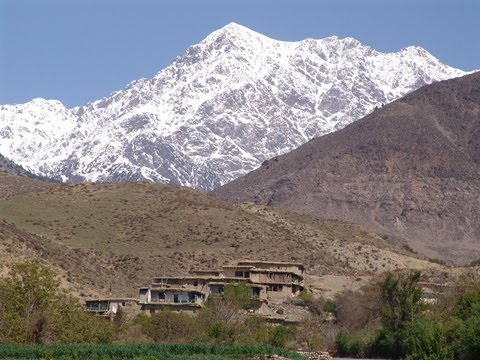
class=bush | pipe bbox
[268,326,290,348]
[294,316,329,351]
[223,283,253,309]
[367,328,406,359]
[335,330,351,356]
[454,316,480,360]
[334,330,367,358]
[322,298,336,313]
[0,260,114,344]
[141,310,197,343]
[295,291,314,306]
[404,318,453,360]
[205,322,226,341]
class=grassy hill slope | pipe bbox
[0,180,442,297]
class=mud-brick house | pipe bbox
[139,276,209,314]
[139,260,305,314]
[223,261,305,303]
[85,298,138,317]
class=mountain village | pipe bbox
[0,13,479,360]
[85,260,307,324]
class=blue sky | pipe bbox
[1,0,479,107]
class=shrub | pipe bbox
[335,330,351,356]
[404,317,453,360]
[0,260,114,344]
[454,316,480,360]
[141,310,197,343]
[334,330,367,358]
[294,316,328,351]
[268,326,290,348]
[367,328,405,359]
[223,283,253,309]
[295,291,314,306]
[205,322,226,341]
[322,298,336,313]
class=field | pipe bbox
[0,343,305,360]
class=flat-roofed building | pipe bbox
[85,298,138,317]
[138,260,305,314]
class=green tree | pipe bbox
[223,282,253,309]
[0,260,58,343]
[0,260,114,344]
[404,317,453,360]
[367,271,425,359]
[380,271,424,331]
[449,290,480,360]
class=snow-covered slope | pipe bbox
[0,23,466,190]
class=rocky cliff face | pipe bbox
[0,23,465,190]
[214,72,480,265]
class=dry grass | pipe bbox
[0,180,445,298]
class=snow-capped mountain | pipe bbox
[0,23,466,190]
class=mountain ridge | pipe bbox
[0,23,466,190]
[213,72,480,265]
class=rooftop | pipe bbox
[236,260,305,270]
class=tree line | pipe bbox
[1,260,480,360]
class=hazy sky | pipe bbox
[1,0,479,107]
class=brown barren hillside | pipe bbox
[0,172,54,197]
[214,72,480,265]
[0,181,442,297]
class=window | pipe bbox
[244,272,250,278]
[235,271,243,277]
[267,284,283,292]
[193,281,198,287]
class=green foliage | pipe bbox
[380,271,424,331]
[267,326,290,348]
[322,298,336,313]
[222,282,253,309]
[334,330,368,358]
[205,322,226,340]
[0,343,306,360]
[141,310,197,343]
[455,315,480,360]
[242,317,271,345]
[0,259,59,343]
[294,291,314,306]
[0,260,114,344]
[404,317,453,360]
[454,290,480,320]
[367,327,405,359]
[334,330,352,357]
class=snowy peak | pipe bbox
[0,24,467,190]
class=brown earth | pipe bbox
[0,172,54,197]
[213,72,480,265]
[0,176,444,298]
